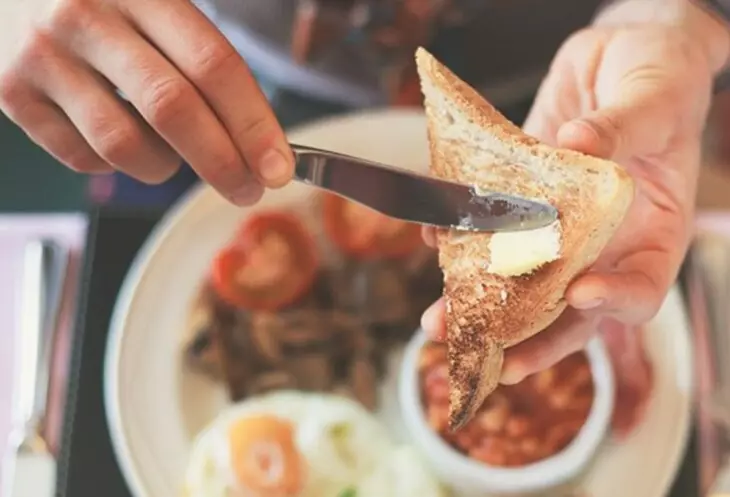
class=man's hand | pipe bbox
[0,0,293,205]
[422,2,729,384]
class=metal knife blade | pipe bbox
[2,239,67,497]
[291,144,558,232]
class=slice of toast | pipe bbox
[415,47,634,430]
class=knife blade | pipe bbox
[2,239,68,497]
[291,144,558,232]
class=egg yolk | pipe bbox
[229,415,306,496]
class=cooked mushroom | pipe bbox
[183,287,225,379]
[332,260,414,345]
[349,356,379,410]
[246,370,299,396]
[184,326,224,380]
[288,352,336,391]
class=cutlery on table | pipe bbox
[686,231,730,497]
[291,144,558,233]
[2,239,69,497]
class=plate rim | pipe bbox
[104,108,694,497]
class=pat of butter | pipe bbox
[487,221,561,277]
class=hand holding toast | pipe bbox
[500,25,719,383]
[422,21,724,409]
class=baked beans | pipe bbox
[419,342,594,467]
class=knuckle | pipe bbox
[93,121,144,165]
[188,41,240,82]
[142,77,194,128]
[17,31,57,73]
[205,150,247,187]
[236,115,275,150]
[0,74,28,113]
[42,0,96,37]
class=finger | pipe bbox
[521,48,582,143]
[0,82,111,174]
[124,0,293,189]
[566,248,678,324]
[500,309,598,385]
[421,226,438,248]
[521,81,564,144]
[29,46,181,183]
[556,88,674,162]
[68,15,263,204]
[421,298,446,341]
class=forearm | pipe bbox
[594,0,730,73]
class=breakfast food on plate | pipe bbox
[182,391,447,497]
[184,196,443,409]
[415,47,635,429]
[322,194,422,260]
[419,341,594,467]
[211,212,319,311]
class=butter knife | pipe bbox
[2,239,68,497]
[291,144,558,232]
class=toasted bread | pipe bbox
[415,47,634,430]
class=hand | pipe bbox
[0,0,293,205]
[422,22,720,383]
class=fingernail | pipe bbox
[231,182,264,206]
[421,300,445,337]
[257,149,290,185]
[500,368,526,385]
[421,302,439,330]
[572,298,604,310]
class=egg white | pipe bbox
[183,391,445,497]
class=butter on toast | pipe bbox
[415,47,634,430]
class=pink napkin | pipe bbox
[0,214,87,482]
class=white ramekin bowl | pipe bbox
[398,328,615,496]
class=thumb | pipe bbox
[566,248,681,324]
[556,84,674,161]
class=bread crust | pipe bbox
[415,47,634,430]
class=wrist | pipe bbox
[594,0,730,73]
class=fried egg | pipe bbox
[182,391,446,497]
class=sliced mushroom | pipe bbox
[184,327,225,380]
[184,288,226,379]
[247,313,285,364]
[275,310,338,352]
[246,370,298,396]
[287,352,335,391]
[349,356,378,411]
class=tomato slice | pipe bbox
[322,194,422,259]
[211,212,318,311]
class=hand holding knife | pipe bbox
[291,144,558,233]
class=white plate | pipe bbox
[105,109,694,497]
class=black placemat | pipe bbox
[57,207,165,497]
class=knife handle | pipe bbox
[11,239,68,448]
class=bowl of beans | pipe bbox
[398,329,615,496]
